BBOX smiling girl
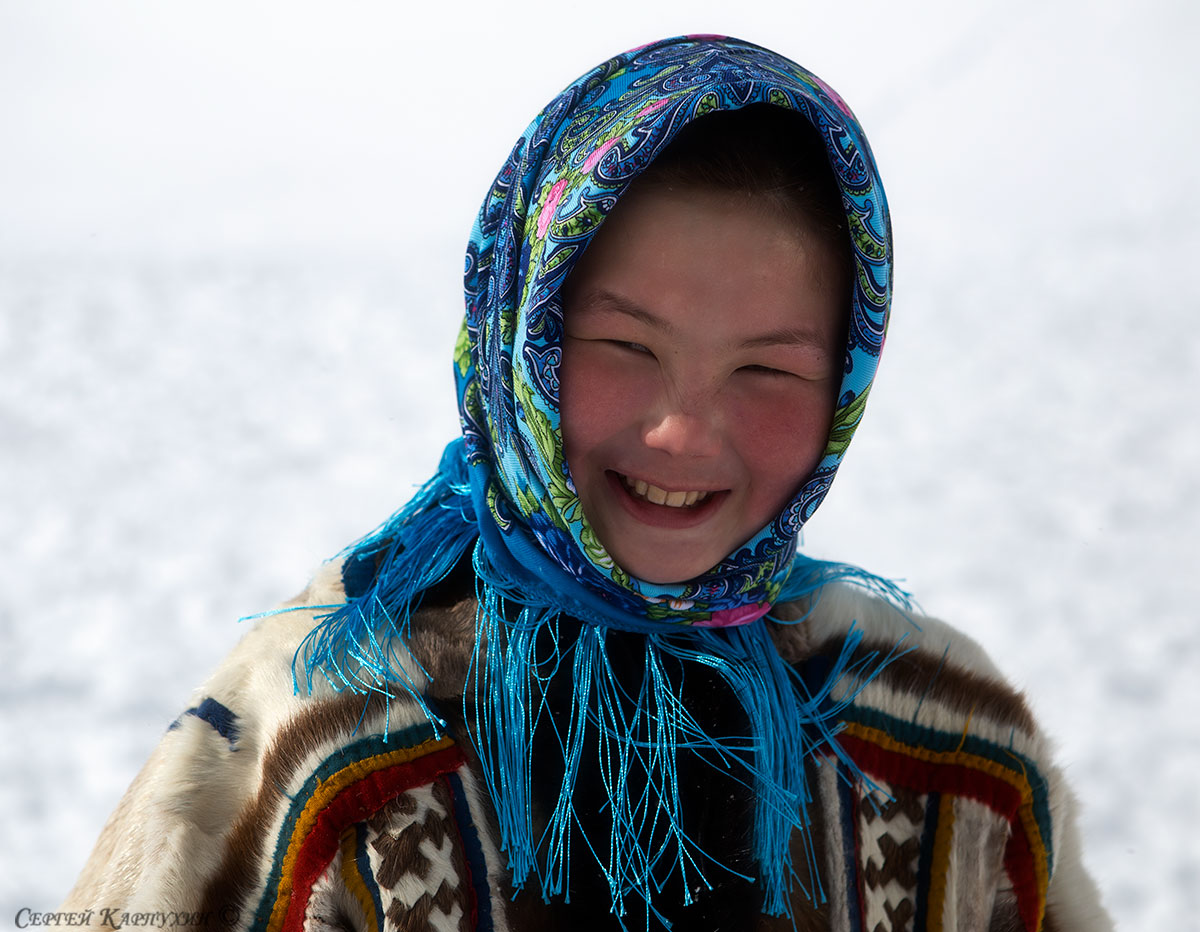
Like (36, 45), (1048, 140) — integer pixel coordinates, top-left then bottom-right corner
(63, 36), (1110, 931)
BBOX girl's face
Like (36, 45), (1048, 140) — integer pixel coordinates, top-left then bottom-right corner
(561, 184), (846, 584)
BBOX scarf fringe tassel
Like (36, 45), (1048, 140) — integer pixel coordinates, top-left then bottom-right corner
(296, 460), (912, 923)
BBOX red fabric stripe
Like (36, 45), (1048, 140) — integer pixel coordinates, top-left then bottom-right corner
(281, 744), (466, 932)
(839, 734), (1023, 817)
(1003, 810), (1041, 932)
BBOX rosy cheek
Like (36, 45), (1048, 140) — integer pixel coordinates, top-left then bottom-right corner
(559, 344), (652, 457)
(727, 381), (832, 487)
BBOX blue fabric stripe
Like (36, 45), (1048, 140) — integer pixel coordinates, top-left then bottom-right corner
(353, 821), (385, 931)
(836, 761), (865, 932)
(912, 791), (940, 931)
(447, 771), (494, 932)
(168, 697), (240, 749)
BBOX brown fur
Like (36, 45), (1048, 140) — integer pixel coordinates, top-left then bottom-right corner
(407, 597), (479, 700)
(849, 634), (1037, 735)
(198, 690), (393, 918)
(769, 607), (1037, 737)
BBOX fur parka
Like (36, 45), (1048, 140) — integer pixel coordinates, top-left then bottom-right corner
(62, 560), (1112, 931)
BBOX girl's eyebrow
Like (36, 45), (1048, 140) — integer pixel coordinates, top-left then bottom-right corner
(576, 289), (678, 335)
(739, 326), (832, 354)
(576, 288), (832, 355)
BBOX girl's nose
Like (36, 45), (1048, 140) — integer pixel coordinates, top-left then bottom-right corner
(642, 406), (722, 458)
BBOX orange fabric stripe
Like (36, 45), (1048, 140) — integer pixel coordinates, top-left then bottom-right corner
(339, 827), (380, 932)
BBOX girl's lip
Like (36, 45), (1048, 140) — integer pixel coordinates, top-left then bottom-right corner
(604, 470), (729, 529)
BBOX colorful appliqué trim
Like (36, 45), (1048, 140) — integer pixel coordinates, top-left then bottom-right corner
(248, 722), (466, 932)
(838, 708), (1053, 932)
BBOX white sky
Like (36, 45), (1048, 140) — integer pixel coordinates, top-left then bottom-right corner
(4, 0), (1193, 261)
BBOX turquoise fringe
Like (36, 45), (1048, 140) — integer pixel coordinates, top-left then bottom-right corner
(295, 451), (914, 923)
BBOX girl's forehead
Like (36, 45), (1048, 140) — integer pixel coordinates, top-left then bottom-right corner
(564, 184), (847, 350)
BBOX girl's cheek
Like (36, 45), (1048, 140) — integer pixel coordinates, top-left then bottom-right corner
(727, 381), (833, 471)
(560, 345), (656, 438)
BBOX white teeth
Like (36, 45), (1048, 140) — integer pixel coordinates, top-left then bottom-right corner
(621, 475), (713, 508)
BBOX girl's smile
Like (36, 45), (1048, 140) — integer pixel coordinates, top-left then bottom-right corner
(611, 470), (727, 527)
(560, 183), (846, 584)
(617, 472), (717, 509)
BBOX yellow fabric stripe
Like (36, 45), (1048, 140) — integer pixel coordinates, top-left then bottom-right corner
(923, 793), (957, 932)
(842, 721), (1048, 929)
(266, 734), (456, 932)
(339, 827), (380, 932)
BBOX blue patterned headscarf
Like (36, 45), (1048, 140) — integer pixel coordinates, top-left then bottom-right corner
(303, 35), (901, 921)
(458, 35), (890, 629)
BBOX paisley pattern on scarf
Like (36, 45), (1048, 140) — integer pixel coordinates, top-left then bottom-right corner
(458, 35), (892, 625)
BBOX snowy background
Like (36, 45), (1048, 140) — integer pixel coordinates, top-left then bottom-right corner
(3, 1), (1197, 928)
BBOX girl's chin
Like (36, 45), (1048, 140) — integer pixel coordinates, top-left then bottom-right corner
(611, 548), (722, 585)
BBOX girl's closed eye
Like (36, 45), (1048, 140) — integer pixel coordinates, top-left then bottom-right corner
(565, 331), (656, 358)
(738, 363), (791, 377)
(737, 359), (838, 383)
